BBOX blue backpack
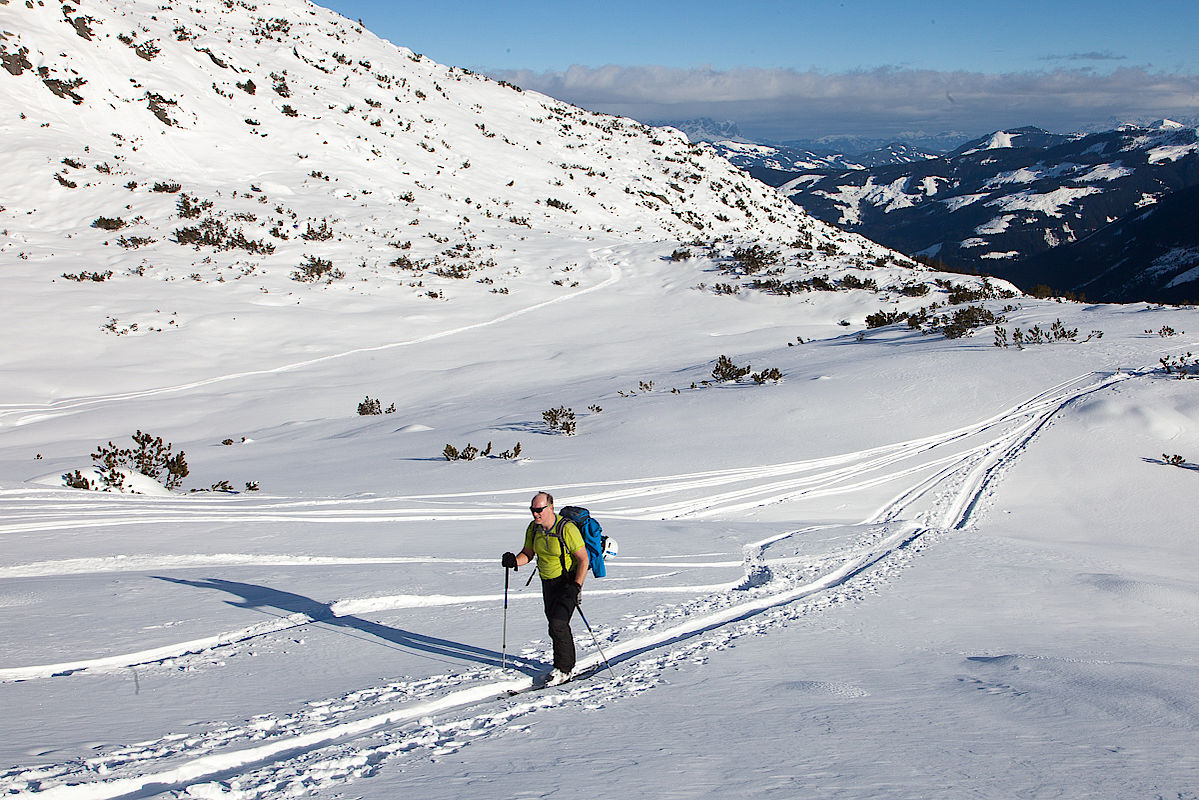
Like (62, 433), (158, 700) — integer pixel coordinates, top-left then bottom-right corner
(553, 506), (609, 578)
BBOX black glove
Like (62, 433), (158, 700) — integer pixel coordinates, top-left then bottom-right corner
(502, 552), (517, 569)
(567, 581), (582, 606)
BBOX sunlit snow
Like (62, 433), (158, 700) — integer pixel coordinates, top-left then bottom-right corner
(2, 1), (1199, 798)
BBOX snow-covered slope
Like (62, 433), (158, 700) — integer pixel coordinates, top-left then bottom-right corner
(2, 0), (947, 403)
(2, 2), (1199, 799)
(1, 0), (817, 248)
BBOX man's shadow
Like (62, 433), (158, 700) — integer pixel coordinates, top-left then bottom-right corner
(155, 576), (544, 674)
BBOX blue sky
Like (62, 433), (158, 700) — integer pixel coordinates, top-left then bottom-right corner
(322, 0), (1199, 144)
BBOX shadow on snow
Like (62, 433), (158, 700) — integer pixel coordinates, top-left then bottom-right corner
(154, 576), (546, 674)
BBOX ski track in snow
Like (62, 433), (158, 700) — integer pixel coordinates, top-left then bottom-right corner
(0, 370), (1132, 798)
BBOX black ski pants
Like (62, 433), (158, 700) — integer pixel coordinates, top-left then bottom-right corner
(540, 575), (577, 673)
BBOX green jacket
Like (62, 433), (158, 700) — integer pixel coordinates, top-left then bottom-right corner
(524, 515), (584, 579)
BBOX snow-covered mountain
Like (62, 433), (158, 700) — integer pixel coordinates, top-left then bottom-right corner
(710, 139), (853, 171)
(758, 121), (1199, 302)
(845, 141), (942, 168)
(1, 0), (982, 413)
(952, 125), (1076, 155)
(3, 2), (1199, 799)
(0, 0), (909, 313)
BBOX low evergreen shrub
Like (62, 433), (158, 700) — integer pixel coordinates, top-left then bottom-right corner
(712, 355), (751, 382)
(542, 406), (577, 435)
(292, 256), (344, 283)
(90, 431), (189, 491)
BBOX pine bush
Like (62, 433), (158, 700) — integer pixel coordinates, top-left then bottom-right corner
(542, 406), (577, 435)
(90, 431), (189, 491)
(712, 355), (751, 382)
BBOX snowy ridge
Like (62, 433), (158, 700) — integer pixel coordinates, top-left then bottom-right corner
(0, 0), (853, 288)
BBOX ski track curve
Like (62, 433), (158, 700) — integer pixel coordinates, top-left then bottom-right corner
(0, 372), (1125, 539)
(0, 370), (1132, 798)
(0, 371), (1126, 684)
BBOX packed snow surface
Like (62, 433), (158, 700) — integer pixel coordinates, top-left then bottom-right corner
(2, 0), (1199, 798)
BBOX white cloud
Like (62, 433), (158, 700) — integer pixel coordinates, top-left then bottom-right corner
(485, 64), (1199, 141)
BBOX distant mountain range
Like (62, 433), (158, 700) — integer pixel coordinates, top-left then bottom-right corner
(654, 117), (973, 157)
(709, 122), (1199, 303)
(714, 140), (940, 173)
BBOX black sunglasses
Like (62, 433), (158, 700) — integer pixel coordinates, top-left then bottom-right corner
(530, 505), (548, 514)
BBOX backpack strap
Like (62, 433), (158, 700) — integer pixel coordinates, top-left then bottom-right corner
(550, 516), (572, 577)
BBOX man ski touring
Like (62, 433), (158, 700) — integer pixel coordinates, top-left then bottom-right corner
(502, 491), (588, 685)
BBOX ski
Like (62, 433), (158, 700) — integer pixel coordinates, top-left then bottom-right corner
(504, 664), (602, 696)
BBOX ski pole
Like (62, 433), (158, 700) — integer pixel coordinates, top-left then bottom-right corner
(502, 567), (510, 670)
(576, 604), (615, 678)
